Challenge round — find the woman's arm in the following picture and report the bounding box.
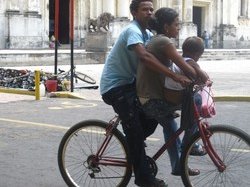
[162,43,198,80]
[187,59,210,83]
[132,43,192,86]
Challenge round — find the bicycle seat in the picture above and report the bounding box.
[58,69,65,73]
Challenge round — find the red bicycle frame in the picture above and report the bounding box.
[93,116,130,168]
[91,89,226,173]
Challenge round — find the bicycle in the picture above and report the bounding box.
[57,66,96,85]
[57,84,250,187]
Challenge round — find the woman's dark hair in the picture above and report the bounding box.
[130,0,153,13]
[148,7,178,34]
[182,36,204,55]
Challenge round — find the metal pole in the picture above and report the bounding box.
[54,0,60,75]
[70,0,74,92]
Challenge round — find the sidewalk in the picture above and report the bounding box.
[1,60,250,103]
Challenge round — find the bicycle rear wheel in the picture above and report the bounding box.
[58,120,132,187]
[181,125,250,187]
[75,72,96,84]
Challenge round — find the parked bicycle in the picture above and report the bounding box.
[56,66,98,89]
[40,66,98,91]
[57,84,250,187]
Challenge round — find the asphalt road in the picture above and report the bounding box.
[0,98,249,187]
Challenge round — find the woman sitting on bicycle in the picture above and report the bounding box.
[136,8,210,177]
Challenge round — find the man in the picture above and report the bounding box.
[100,1,191,186]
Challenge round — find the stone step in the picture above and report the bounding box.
[1,49,250,67]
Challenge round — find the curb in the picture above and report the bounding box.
[0,87,35,96]
[48,92,86,100]
[214,96,250,102]
[55,92,250,102]
[1,87,250,102]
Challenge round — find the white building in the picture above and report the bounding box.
[0,0,250,49]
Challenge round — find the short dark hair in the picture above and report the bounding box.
[182,36,204,55]
[148,7,178,34]
[129,0,153,13]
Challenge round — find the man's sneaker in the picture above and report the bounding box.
[136,178,168,187]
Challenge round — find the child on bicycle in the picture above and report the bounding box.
[164,36,211,162]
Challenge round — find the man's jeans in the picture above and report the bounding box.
[102,83,158,184]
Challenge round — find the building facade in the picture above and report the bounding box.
[0,0,250,49]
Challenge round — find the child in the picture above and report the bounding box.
[164,36,209,105]
[164,36,210,159]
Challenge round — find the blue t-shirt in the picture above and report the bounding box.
[100,20,153,95]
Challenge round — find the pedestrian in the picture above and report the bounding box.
[202,30,210,48]
[136,7,202,177]
[100,1,192,186]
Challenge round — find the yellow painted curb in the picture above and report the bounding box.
[214,96,250,102]
[49,91,86,100]
[0,87,34,96]
[1,87,250,102]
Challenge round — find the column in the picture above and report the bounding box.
[90,0,102,18]
[117,0,129,18]
[182,0,193,22]
[172,0,182,22]
[103,0,115,16]
[159,0,169,7]
[248,0,250,18]
[7,1,20,11]
[0,0,5,48]
[27,0,39,13]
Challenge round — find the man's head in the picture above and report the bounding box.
[130,0,153,13]
[182,36,205,62]
[130,0,153,29]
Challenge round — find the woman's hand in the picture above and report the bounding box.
[173,74,192,87]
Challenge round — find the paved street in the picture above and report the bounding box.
[0,59,250,186]
[0,97,249,187]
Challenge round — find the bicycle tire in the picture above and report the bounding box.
[58,120,132,187]
[180,125,250,187]
[75,72,96,84]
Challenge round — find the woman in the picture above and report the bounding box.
[136,7,200,176]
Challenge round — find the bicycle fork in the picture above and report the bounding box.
[198,121,226,172]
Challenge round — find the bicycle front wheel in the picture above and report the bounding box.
[181,125,250,187]
[58,120,132,187]
[75,72,96,84]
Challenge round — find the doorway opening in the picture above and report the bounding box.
[193,6,202,37]
[49,0,69,44]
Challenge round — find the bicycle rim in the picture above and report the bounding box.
[76,72,96,84]
[181,125,250,187]
[58,120,132,187]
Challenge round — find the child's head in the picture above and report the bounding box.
[182,36,204,62]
